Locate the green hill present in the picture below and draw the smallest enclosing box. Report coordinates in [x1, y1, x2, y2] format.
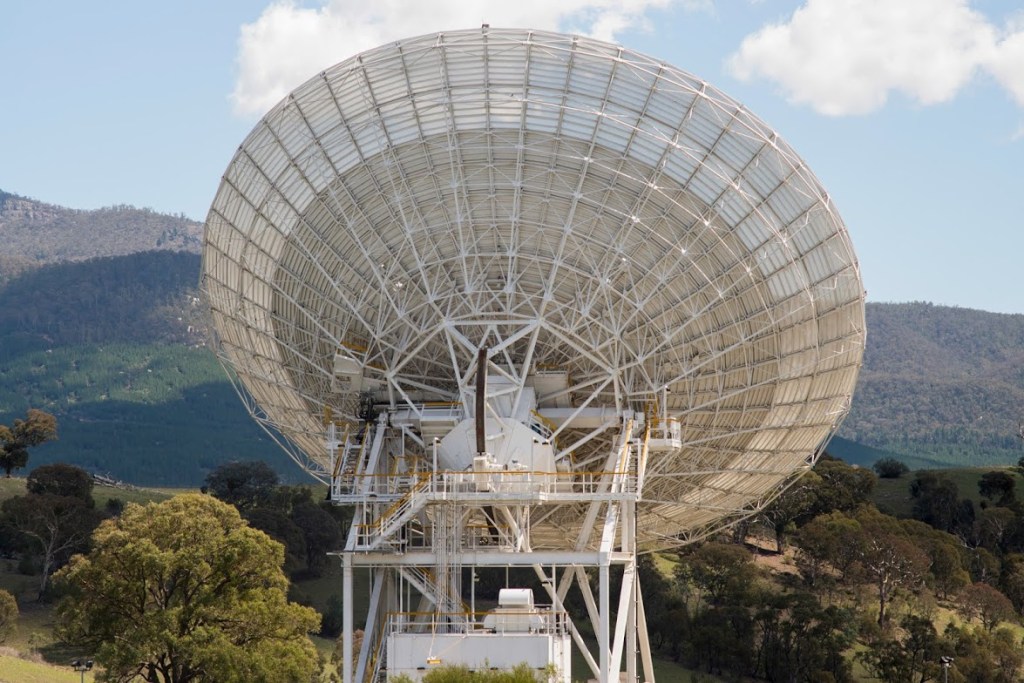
[0, 341, 295, 486]
[0, 250, 208, 349]
[0, 251, 293, 486]
[838, 302, 1024, 468]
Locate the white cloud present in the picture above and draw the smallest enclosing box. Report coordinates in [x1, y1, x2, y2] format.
[989, 27, 1024, 107]
[231, 0, 678, 117]
[727, 0, 1024, 117]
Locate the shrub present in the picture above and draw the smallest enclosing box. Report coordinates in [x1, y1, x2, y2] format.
[873, 458, 910, 479]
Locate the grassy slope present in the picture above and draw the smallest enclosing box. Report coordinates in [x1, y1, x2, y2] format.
[0, 478, 171, 511]
[825, 435, 909, 470]
[0, 479, 25, 504]
[871, 465, 1024, 517]
[0, 653, 96, 683]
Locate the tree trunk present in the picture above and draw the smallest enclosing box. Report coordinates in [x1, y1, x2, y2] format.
[877, 577, 888, 625]
[38, 551, 52, 598]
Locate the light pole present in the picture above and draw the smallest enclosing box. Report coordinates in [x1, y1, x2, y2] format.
[940, 655, 954, 683]
[71, 658, 93, 682]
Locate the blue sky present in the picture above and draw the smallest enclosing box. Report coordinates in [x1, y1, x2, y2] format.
[2, 0, 1022, 314]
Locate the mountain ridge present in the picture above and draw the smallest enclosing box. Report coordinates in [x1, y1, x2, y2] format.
[0, 189, 202, 268]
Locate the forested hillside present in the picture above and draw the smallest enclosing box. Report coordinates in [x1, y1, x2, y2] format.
[0, 251, 209, 349]
[0, 190, 201, 265]
[0, 250, 291, 485]
[839, 302, 1024, 468]
[3, 258, 1023, 482]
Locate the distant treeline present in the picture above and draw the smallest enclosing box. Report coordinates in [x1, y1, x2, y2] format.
[0, 189, 202, 263]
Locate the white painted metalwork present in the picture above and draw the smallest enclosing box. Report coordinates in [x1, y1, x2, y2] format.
[202, 27, 865, 683]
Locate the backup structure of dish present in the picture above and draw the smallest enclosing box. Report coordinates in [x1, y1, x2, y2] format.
[202, 27, 866, 683]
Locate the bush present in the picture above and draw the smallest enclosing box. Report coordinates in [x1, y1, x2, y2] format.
[104, 497, 125, 516]
[392, 663, 552, 682]
[320, 595, 344, 638]
[873, 458, 910, 479]
[26, 463, 94, 504]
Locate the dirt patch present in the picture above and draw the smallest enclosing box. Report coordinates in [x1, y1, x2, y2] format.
[744, 536, 801, 577]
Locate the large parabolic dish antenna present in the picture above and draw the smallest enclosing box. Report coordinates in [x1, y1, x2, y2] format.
[203, 27, 865, 550]
[203, 27, 864, 683]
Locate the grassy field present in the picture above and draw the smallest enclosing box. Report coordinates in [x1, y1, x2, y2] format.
[0, 566, 37, 605]
[0, 476, 172, 509]
[0, 651, 96, 683]
[0, 478, 26, 504]
[871, 465, 1024, 517]
[871, 472, 916, 517]
[0, 599, 96, 682]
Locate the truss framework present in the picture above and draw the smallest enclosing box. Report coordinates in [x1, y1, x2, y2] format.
[336, 413, 649, 683]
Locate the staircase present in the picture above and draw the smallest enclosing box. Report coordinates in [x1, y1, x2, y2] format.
[354, 475, 434, 550]
[329, 422, 369, 497]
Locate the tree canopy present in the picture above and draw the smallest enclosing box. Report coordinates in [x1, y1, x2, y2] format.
[205, 461, 347, 579]
[1, 478, 101, 595]
[872, 457, 910, 479]
[55, 494, 320, 683]
[758, 456, 876, 552]
[27, 462, 94, 504]
[654, 461, 1024, 682]
[204, 460, 279, 510]
[978, 471, 1016, 506]
[0, 408, 57, 477]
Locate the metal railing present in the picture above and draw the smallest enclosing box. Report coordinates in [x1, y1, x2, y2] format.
[349, 467, 639, 550]
[385, 608, 570, 636]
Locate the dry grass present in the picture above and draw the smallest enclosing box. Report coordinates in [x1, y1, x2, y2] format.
[0, 475, 173, 511]
[0, 648, 96, 683]
[0, 478, 26, 504]
[91, 483, 174, 510]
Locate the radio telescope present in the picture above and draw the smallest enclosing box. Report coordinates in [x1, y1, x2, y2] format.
[202, 27, 865, 683]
